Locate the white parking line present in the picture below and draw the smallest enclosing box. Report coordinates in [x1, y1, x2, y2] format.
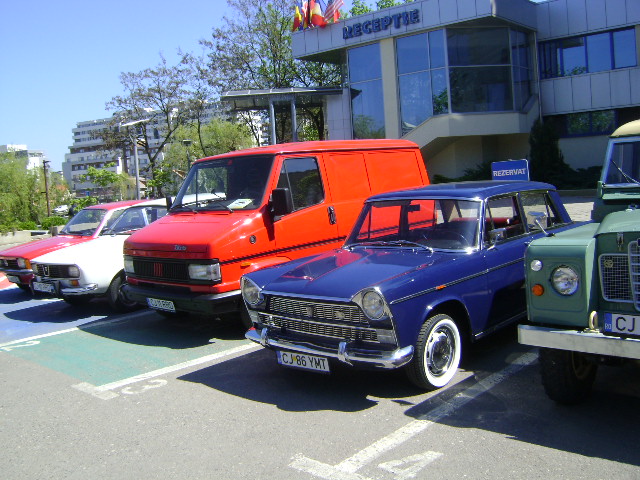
[290, 352, 537, 479]
[73, 343, 260, 400]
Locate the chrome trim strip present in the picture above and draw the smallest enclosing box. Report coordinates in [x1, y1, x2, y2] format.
[60, 284, 99, 294]
[245, 328, 414, 369]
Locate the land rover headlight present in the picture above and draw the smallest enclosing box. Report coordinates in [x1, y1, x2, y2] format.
[551, 266, 579, 295]
[188, 263, 221, 282]
[241, 277, 263, 306]
[362, 290, 386, 320]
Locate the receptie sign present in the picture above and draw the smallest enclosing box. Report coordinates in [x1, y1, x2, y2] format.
[491, 159, 529, 181]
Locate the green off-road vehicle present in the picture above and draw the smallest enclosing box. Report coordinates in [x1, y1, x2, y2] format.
[519, 119, 640, 404]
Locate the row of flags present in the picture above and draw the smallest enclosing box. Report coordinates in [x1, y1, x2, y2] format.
[293, 0, 344, 31]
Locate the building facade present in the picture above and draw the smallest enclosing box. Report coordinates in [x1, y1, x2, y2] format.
[0, 144, 48, 171]
[292, 0, 640, 179]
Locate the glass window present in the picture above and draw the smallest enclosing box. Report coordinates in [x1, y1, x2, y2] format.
[604, 141, 640, 184]
[349, 44, 385, 138]
[586, 32, 611, 73]
[561, 37, 587, 76]
[520, 192, 563, 230]
[60, 208, 108, 236]
[277, 157, 324, 211]
[396, 30, 448, 135]
[448, 28, 510, 66]
[485, 196, 524, 241]
[450, 66, 512, 113]
[348, 44, 381, 83]
[613, 28, 636, 68]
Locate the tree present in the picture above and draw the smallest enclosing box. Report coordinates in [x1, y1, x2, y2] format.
[528, 118, 573, 187]
[80, 163, 130, 201]
[347, 0, 414, 16]
[103, 55, 206, 198]
[200, 0, 341, 143]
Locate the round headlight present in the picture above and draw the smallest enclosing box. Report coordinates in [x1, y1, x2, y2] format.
[530, 260, 543, 272]
[551, 266, 579, 295]
[241, 277, 263, 306]
[362, 290, 385, 319]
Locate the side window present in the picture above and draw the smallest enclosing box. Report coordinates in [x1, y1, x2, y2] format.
[277, 157, 325, 211]
[520, 191, 563, 231]
[485, 195, 524, 242]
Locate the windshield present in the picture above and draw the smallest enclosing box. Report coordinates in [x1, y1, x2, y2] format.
[346, 198, 481, 251]
[59, 208, 109, 236]
[603, 139, 640, 185]
[102, 204, 168, 235]
[172, 154, 274, 212]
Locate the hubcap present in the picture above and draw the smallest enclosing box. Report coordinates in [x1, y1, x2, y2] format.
[426, 328, 453, 376]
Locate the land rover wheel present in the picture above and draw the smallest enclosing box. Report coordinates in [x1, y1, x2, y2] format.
[539, 348, 597, 405]
[406, 313, 462, 390]
[107, 273, 139, 312]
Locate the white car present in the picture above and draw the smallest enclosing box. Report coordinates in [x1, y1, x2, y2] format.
[30, 199, 168, 311]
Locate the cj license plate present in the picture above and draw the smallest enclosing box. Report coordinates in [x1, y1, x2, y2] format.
[147, 297, 176, 312]
[604, 313, 640, 337]
[32, 281, 55, 294]
[277, 351, 330, 373]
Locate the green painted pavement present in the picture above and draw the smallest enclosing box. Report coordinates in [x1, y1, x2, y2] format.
[1, 315, 251, 387]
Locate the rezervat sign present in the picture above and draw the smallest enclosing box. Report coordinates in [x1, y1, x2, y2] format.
[343, 9, 420, 39]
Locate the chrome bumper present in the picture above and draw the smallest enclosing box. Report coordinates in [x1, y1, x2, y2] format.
[518, 324, 640, 360]
[245, 327, 414, 369]
[60, 284, 98, 295]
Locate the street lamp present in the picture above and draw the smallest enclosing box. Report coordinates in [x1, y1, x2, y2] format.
[182, 139, 193, 171]
[42, 159, 51, 216]
[120, 117, 151, 200]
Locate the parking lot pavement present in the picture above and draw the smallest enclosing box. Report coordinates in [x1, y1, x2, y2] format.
[560, 195, 593, 222]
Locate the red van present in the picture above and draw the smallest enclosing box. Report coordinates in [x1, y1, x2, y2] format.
[122, 140, 430, 325]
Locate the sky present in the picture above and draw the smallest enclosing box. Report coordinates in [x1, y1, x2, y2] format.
[0, 0, 355, 171]
[0, 0, 241, 171]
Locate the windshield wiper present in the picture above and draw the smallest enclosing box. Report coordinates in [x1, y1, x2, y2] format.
[609, 158, 640, 185]
[170, 195, 231, 213]
[349, 240, 433, 252]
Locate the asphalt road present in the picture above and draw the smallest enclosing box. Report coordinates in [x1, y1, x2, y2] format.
[0, 286, 638, 480]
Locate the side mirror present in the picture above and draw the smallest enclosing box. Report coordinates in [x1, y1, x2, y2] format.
[165, 196, 174, 211]
[271, 188, 293, 220]
[529, 211, 553, 237]
[489, 227, 507, 245]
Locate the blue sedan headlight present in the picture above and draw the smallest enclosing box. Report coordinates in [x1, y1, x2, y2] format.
[241, 276, 264, 307]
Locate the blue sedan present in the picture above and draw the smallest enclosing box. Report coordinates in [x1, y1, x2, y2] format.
[242, 181, 575, 390]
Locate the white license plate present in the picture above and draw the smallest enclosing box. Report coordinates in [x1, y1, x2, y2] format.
[33, 281, 55, 294]
[147, 297, 176, 312]
[7, 275, 19, 283]
[604, 313, 640, 336]
[277, 351, 330, 372]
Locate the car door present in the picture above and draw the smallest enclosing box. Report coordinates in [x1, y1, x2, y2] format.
[481, 193, 530, 331]
[273, 156, 340, 260]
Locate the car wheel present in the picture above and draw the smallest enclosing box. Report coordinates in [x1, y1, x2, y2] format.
[107, 273, 140, 312]
[406, 313, 462, 390]
[62, 295, 91, 305]
[539, 348, 597, 405]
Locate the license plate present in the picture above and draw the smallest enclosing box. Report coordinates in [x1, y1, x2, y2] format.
[7, 275, 19, 283]
[604, 313, 640, 337]
[147, 297, 176, 312]
[32, 281, 55, 294]
[277, 351, 330, 372]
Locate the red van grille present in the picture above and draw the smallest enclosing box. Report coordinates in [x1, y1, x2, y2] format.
[132, 258, 189, 281]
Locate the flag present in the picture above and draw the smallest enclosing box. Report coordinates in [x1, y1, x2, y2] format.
[324, 0, 343, 23]
[302, 0, 310, 28]
[292, 3, 303, 31]
[309, 0, 328, 27]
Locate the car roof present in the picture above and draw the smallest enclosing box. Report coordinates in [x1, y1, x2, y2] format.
[84, 199, 156, 210]
[195, 139, 419, 163]
[367, 180, 556, 202]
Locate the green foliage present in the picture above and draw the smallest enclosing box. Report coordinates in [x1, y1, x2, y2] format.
[40, 216, 68, 229]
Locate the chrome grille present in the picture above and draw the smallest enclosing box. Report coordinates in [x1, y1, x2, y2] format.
[631, 242, 640, 309]
[269, 296, 367, 324]
[599, 240, 640, 310]
[34, 264, 67, 278]
[258, 313, 378, 342]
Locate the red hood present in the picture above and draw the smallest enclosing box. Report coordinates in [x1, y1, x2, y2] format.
[125, 211, 264, 257]
[0, 235, 92, 260]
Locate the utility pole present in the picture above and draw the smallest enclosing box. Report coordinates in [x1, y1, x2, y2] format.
[182, 139, 193, 171]
[43, 159, 51, 216]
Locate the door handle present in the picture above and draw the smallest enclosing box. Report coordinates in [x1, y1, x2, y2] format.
[328, 206, 337, 225]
